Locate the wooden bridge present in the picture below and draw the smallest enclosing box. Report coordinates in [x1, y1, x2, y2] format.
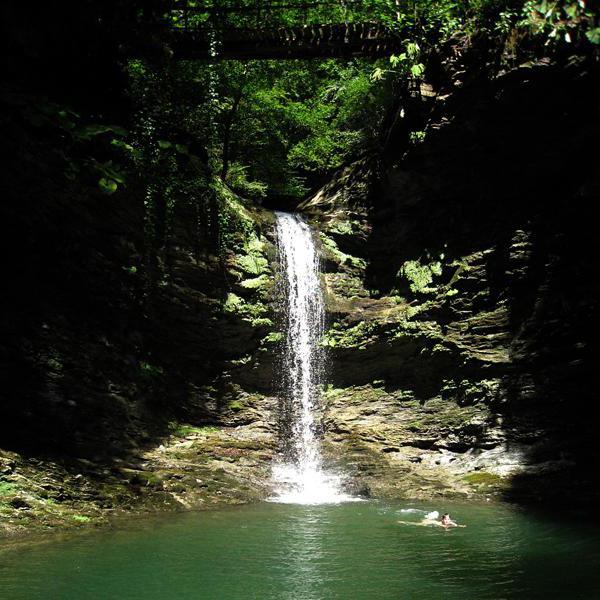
[166, 22, 402, 61]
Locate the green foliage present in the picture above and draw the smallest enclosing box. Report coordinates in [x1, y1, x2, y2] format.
[586, 27, 600, 44]
[517, 1, 598, 45]
[211, 181, 256, 254]
[13, 96, 131, 194]
[399, 259, 443, 294]
[210, 59, 392, 198]
[374, 41, 424, 83]
[328, 220, 356, 236]
[224, 292, 271, 327]
[95, 161, 126, 195]
[320, 234, 367, 270]
[127, 53, 393, 207]
[263, 332, 284, 344]
[224, 163, 267, 200]
[0, 481, 17, 496]
[140, 361, 165, 379]
[72, 515, 91, 523]
[240, 275, 269, 290]
[98, 177, 118, 194]
[224, 293, 244, 312]
[235, 255, 268, 276]
[409, 130, 427, 144]
[119, 0, 597, 289]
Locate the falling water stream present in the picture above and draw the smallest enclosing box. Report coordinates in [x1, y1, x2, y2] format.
[270, 212, 354, 504]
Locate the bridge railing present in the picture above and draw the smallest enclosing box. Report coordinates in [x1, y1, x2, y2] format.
[167, 22, 402, 60]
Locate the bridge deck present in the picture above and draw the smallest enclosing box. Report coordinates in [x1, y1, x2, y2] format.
[167, 23, 401, 60]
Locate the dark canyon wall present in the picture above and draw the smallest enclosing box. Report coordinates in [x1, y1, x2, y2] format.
[0, 113, 280, 533]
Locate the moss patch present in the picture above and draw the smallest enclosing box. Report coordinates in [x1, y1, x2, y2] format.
[397, 259, 443, 294]
[462, 472, 504, 487]
[172, 424, 221, 437]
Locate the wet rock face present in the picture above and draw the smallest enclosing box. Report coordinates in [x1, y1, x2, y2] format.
[303, 46, 600, 504]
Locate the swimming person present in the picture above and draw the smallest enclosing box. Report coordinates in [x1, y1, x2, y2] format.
[397, 510, 465, 528]
[441, 513, 458, 528]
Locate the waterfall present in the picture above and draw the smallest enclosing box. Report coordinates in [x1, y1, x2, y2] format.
[270, 212, 353, 504]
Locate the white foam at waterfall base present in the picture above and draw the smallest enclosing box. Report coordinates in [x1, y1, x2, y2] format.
[269, 463, 357, 505]
[269, 212, 357, 505]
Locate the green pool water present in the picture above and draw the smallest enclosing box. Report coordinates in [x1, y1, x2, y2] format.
[1, 500, 598, 599]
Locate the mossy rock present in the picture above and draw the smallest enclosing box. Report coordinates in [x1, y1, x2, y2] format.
[0, 481, 18, 497]
[172, 424, 221, 437]
[223, 292, 271, 326]
[406, 421, 424, 432]
[72, 514, 91, 523]
[462, 471, 504, 488]
[319, 233, 366, 271]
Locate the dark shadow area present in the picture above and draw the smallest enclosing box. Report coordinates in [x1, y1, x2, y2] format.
[0, 109, 267, 471]
[261, 196, 304, 213]
[0, 3, 279, 479]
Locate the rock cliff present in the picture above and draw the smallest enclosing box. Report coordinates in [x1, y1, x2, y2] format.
[2, 32, 598, 538]
[302, 39, 600, 503]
